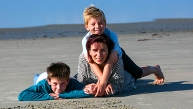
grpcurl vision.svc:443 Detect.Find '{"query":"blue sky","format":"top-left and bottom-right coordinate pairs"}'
top-left (0, 0), bottom-right (193, 28)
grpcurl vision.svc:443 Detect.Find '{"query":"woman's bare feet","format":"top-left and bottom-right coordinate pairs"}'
top-left (153, 64), bottom-right (164, 85)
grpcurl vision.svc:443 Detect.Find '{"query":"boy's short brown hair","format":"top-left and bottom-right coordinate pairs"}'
top-left (47, 62), bottom-right (70, 80)
top-left (83, 6), bottom-right (106, 25)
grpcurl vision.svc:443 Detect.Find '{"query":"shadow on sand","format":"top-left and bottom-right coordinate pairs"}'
top-left (112, 79), bottom-right (193, 97)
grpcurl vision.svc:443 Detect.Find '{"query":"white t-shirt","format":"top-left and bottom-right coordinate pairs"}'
top-left (35, 72), bottom-right (47, 84)
top-left (82, 28), bottom-right (122, 57)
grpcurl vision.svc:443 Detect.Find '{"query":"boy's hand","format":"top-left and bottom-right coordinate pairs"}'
top-left (49, 93), bottom-right (64, 100)
top-left (93, 80), bottom-right (107, 97)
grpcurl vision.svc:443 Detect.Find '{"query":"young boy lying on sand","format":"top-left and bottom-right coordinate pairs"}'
top-left (18, 62), bottom-right (96, 101)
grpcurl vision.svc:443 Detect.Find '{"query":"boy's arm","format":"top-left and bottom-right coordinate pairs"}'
top-left (89, 63), bottom-right (103, 80)
top-left (102, 51), bottom-right (118, 83)
top-left (82, 32), bottom-right (91, 54)
top-left (59, 90), bottom-right (92, 99)
top-left (105, 28), bottom-right (122, 57)
top-left (81, 32), bottom-right (104, 80)
top-left (18, 85), bottom-right (54, 101)
top-left (84, 51), bottom-right (118, 82)
top-left (84, 53), bottom-right (103, 80)
top-left (94, 50), bottom-right (118, 96)
top-left (59, 79), bottom-right (94, 99)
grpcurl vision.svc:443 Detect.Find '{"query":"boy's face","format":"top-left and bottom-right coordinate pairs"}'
top-left (48, 77), bottom-right (69, 94)
top-left (85, 17), bottom-right (106, 35)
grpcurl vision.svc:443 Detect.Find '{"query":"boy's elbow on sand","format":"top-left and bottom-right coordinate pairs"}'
top-left (18, 93), bottom-right (25, 101)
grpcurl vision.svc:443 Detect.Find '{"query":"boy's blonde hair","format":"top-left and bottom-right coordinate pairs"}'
top-left (83, 6), bottom-right (106, 25)
top-left (47, 62), bottom-right (70, 80)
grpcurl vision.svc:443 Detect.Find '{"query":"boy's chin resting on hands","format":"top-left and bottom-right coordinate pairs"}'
top-left (49, 93), bottom-right (65, 100)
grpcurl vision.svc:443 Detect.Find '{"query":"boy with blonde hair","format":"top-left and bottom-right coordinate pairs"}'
top-left (18, 62), bottom-right (94, 101)
top-left (79, 5), bottom-right (164, 97)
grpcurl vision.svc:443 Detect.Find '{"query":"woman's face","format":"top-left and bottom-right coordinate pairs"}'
top-left (89, 42), bottom-right (108, 65)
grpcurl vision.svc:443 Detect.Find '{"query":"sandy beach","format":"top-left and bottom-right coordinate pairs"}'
top-left (0, 18), bottom-right (193, 109)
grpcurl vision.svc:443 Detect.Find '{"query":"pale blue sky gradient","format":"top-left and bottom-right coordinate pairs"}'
top-left (0, 0), bottom-right (193, 28)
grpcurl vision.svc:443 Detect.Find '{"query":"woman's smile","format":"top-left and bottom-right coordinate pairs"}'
top-left (89, 42), bottom-right (108, 65)
top-left (95, 57), bottom-right (103, 63)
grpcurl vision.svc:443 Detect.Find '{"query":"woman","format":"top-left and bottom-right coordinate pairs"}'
top-left (76, 34), bottom-right (135, 96)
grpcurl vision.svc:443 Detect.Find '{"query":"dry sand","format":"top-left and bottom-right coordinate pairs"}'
top-left (0, 18), bottom-right (193, 109)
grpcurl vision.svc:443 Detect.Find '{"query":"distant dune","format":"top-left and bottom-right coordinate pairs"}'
top-left (0, 18), bottom-right (193, 40)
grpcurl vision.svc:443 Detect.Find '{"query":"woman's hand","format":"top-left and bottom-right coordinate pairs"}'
top-left (105, 83), bottom-right (114, 95)
top-left (83, 83), bottom-right (97, 95)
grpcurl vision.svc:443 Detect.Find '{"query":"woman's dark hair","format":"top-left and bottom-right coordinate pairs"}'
top-left (86, 34), bottom-right (114, 63)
